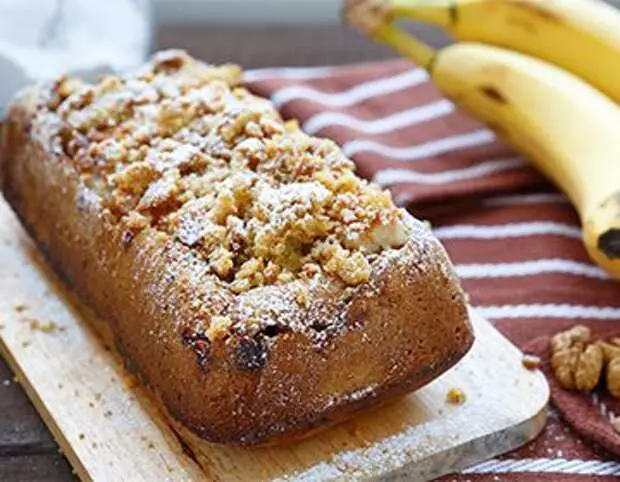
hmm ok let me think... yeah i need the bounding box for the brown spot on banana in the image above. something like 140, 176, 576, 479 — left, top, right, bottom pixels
506, 15, 539, 35
599, 229, 620, 259
480, 86, 509, 104
511, 0, 563, 24
448, 0, 459, 26
595, 192, 620, 259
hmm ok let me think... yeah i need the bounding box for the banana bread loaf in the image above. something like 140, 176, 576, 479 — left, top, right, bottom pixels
0, 50, 473, 446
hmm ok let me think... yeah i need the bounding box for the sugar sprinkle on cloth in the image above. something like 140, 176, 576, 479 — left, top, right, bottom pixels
245, 59, 620, 481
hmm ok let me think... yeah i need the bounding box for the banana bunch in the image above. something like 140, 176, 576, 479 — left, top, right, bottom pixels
342, 0, 620, 280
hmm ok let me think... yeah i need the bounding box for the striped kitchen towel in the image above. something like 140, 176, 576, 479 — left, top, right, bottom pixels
245, 59, 620, 481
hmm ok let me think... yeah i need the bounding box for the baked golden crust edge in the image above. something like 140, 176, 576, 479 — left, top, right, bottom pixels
0, 84, 473, 446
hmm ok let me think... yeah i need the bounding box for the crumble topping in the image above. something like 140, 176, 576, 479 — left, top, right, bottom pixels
37, 50, 410, 293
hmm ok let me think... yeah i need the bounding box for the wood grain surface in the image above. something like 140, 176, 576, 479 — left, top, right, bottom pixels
0, 171, 548, 481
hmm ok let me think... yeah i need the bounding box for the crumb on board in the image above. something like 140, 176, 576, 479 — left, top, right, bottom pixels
57, 383, 63, 389
28, 318, 60, 333
104, 410, 113, 418
446, 387, 466, 405
2, 379, 11, 387
522, 354, 542, 371
148, 442, 156, 449
21, 340, 31, 348
123, 374, 139, 389
13, 303, 28, 312
94, 393, 102, 401
88, 402, 95, 408
78, 433, 85, 440
92, 442, 98, 449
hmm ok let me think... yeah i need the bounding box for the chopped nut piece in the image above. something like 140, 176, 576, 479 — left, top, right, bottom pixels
263, 261, 281, 283
277, 270, 295, 284
123, 375, 139, 389
28, 319, 59, 333
294, 286, 310, 309
551, 324, 590, 349
39, 321, 58, 333
236, 258, 264, 281
230, 278, 251, 294
137, 169, 180, 212
206, 316, 233, 342
599, 341, 620, 363
211, 188, 237, 225
339, 252, 372, 285
210, 247, 234, 279
122, 212, 149, 234
110, 162, 159, 195
300, 262, 321, 281
36, 49, 413, 321
446, 387, 466, 405
607, 357, 620, 399
550, 325, 595, 390
574, 343, 603, 391
522, 354, 541, 371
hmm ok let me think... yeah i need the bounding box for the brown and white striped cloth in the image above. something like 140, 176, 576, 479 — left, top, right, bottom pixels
244, 59, 620, 481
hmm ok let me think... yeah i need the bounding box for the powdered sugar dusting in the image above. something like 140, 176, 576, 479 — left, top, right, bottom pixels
24, 49, 425, 341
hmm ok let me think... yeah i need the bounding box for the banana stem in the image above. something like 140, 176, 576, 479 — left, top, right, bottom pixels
390, 0, 455, 27
373, 23, 437, 70
343, 0, 438, 69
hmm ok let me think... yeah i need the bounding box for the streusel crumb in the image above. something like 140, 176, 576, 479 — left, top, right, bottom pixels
206, 316, 233, 342
40, 49, 410, 297
446, 387, 466, 405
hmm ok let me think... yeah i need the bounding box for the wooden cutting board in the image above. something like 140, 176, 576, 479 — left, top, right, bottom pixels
0, 198, 549, 482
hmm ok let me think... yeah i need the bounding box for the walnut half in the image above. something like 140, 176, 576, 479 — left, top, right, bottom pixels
550, 325, 603, 391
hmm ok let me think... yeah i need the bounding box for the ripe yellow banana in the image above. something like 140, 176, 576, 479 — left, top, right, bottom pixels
342, 2, 620, 279
355, 0, 620, 104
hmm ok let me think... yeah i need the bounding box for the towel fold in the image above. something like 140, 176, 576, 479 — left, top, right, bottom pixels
245, 59, 620, 481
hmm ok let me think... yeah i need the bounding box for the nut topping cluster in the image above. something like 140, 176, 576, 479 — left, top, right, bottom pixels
41, 50, 410, 292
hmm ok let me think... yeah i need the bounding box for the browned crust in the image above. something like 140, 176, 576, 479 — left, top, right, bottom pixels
0, 87, 473, 446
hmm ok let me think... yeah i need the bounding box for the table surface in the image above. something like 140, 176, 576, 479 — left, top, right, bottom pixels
0, 23, 447, 481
